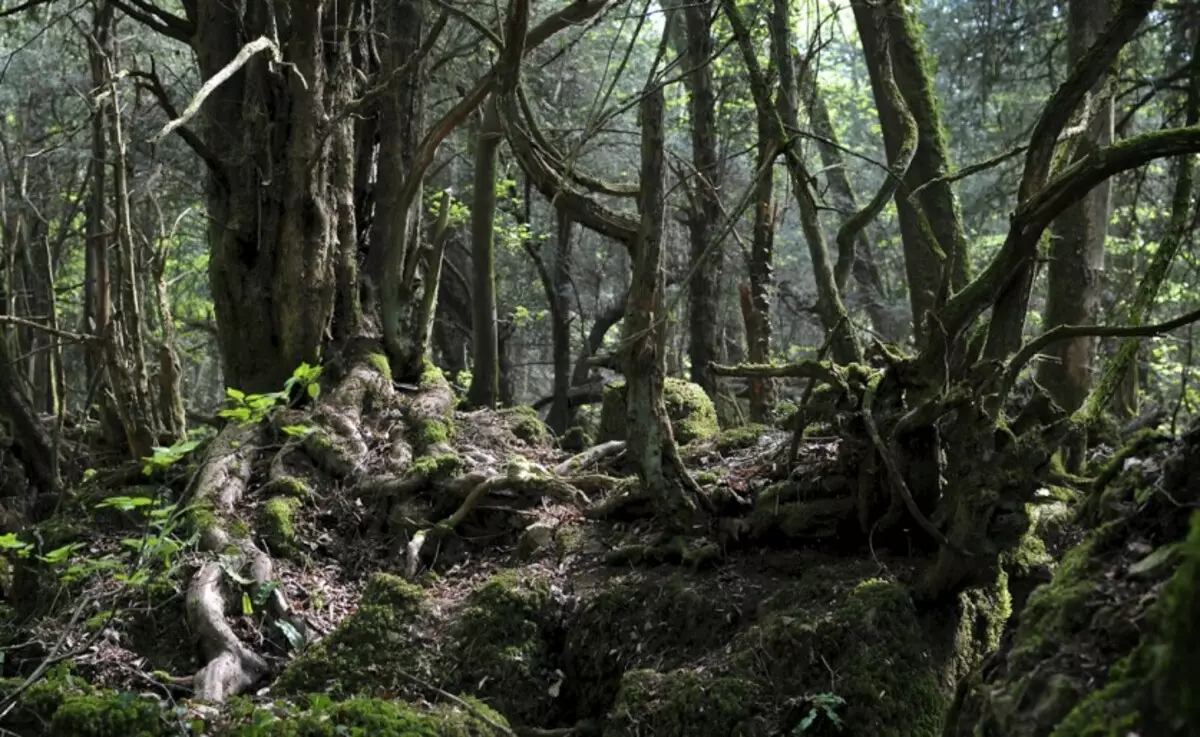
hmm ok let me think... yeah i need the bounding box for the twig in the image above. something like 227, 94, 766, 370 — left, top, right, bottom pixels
0, 315, 97, 343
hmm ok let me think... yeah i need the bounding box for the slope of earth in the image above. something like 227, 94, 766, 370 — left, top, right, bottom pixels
945, 420, 1200, 737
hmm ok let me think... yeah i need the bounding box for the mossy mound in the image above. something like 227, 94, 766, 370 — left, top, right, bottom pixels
274, 573, 432, 697
598, 378, 718, 445
946, 421, 1200, 737
592, 560, 990, 737
500, 406, 553, 447
447, 569, 558, 724
562, 572, 745, 719
713, 423, 770, 453
225, 695, 509, 736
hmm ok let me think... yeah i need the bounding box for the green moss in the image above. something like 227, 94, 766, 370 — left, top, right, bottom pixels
605, 668, 758, 737
694, 471, 719, 485
411, 453, 462, 479
263, 475, 312, 500
501, 406, 552, 446
598, 378, 719, 445
417, 418, 452, 448
367, 352, 393, 382
275, 573, 430, 697
229, 696, 509, 736
260, 497, 302, 557
48, 692, 173, 737
566, 573, 741, 718
420, 359, 446, 389
714, 424, 768, 453
725, 569, 946, 736
450, 570, 555, 724
561, 425, 592, 452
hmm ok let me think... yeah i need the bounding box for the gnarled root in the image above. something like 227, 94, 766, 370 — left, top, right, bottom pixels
188, 560, 269, 702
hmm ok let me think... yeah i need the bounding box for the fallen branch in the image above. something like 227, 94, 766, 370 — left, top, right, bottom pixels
0, 315, 96, 343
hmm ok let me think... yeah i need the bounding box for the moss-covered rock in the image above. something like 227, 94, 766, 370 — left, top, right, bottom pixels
501, 406, 552, 446
259, 496, 302, 557
229, 696, 509, 737
563, 573, 743, 719
598, 379, 718, 445
724, 575, 946, 736
448, 570, 557, 724
275, 573, 431, 697
560, 425, 593, 452
604, 668, 760, 737
714, 424, 769, 453
47, 692, 175, 737
262, 475, 313, 500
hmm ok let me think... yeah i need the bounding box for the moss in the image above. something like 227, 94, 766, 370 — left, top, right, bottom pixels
411, 452, 462, 479
275, 573, 431, 697
47, 692, 174, 737
450, 570, 555, 724
694, 471, 719, 485
260, 497, 302, 557
598, 378, 719, 445
1050, 511, 1200, 737
561, 425, 592, 452
565, 573, 742, 719
714, 424, 769, 453
501, 406, 552, 446
417, 418, 452, 448
725, 570, 946, 736
420, 359, 446, 389
367, 352, 393, 382
604, 668, 758, 737
263, 475, 312, 500
228, 696, 509, 736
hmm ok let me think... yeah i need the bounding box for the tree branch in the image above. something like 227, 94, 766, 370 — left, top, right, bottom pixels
151, 37, 284, 145
131, 65, 228, 186
1000, 304, 1200, 402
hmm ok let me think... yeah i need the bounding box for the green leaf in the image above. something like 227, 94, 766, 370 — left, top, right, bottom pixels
275, 619, 306, 651
96, 495, 155, 512
306, 382, 321, 400
226, 387, 246, 402
242, 592, 253, 616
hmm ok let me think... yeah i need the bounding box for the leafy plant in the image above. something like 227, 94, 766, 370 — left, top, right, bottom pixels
792, 692, 845, 733
219, 362, 324, 427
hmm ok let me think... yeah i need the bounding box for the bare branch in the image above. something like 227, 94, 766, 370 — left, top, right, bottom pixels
131, 66, 228, 185
151, 37, 285, 145
109, 0, 193, 43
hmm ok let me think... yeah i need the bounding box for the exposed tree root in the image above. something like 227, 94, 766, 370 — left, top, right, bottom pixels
553, 440, 625, 475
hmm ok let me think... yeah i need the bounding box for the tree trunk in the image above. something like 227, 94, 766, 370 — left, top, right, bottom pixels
199, 1, 359, 393
467, 99, 502, 409
679, 0, 722, 400
798, 66, 907, 344
1035, 0, 1114, 420
624, 85, 698, 520
547, 210, 574, 433
852, 0, 970, 347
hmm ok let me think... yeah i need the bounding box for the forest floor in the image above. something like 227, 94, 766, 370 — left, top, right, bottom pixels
2, 362, 1198, 736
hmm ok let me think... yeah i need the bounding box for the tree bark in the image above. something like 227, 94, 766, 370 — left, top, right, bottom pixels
466, 99, 502, 409
852, 0, 969, 347
677, 0, 722, 400
1035, 0, 1114, 414
547, 209, 574, 433
623, 85, 698, 520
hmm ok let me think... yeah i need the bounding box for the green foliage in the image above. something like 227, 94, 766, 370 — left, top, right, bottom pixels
220, 363, 323, 426
140, 438, 201, 476
229, 695, 509, 736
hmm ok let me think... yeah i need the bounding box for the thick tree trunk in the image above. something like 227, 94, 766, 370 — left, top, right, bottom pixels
467, 99, 502, 409
853, 0, 969, 347
1036, 0, 1114, 415
198, 1, 359, 393
679, 0, 723, 400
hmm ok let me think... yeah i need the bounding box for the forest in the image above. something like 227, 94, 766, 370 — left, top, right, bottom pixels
0, 0, 1198, 734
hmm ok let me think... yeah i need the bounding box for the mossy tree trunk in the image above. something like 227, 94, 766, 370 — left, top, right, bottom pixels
546, 209, 575, 434
852, 0, 970, 347
746, 45, 778, 424
623, 86, 700, 520
466, 98, 503, 409
1036, 0, 1114, 427
798, 65, 906, 344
